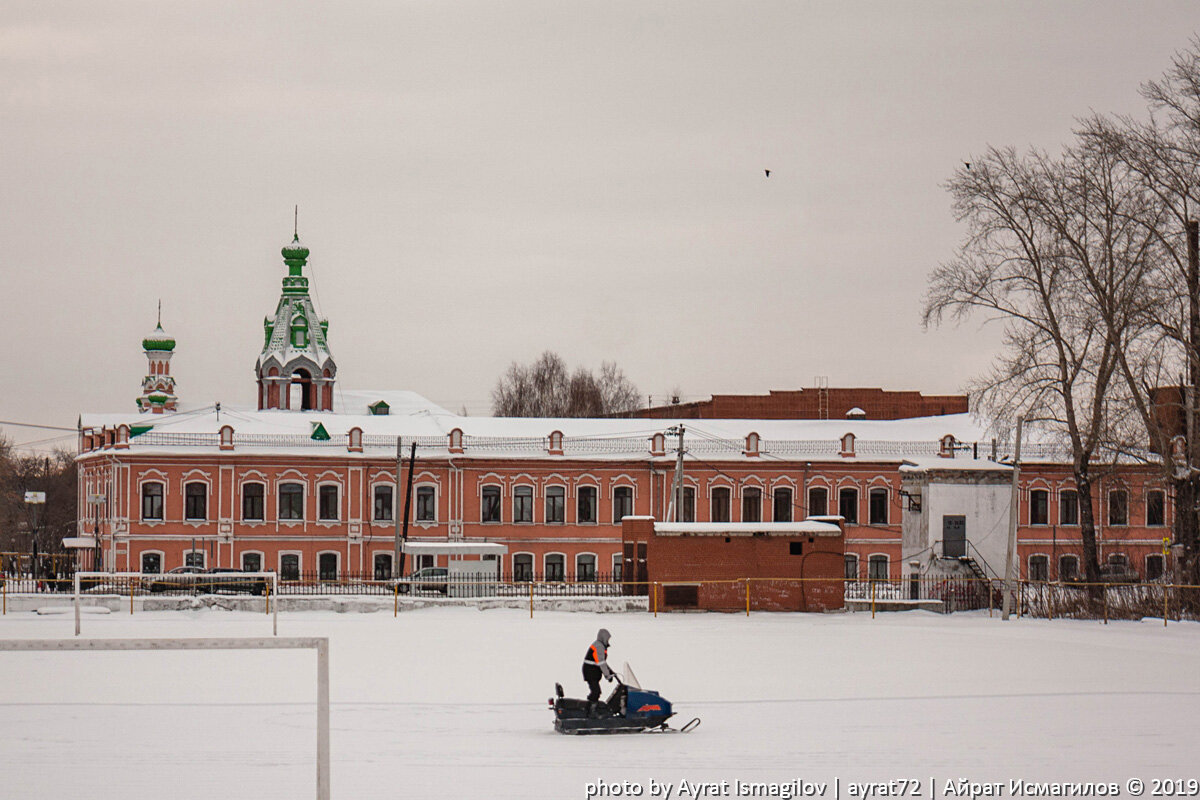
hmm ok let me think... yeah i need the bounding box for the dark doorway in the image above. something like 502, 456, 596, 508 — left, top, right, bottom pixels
943, 515, 967, 558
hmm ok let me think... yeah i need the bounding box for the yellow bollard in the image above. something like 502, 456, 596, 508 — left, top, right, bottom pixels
871, 580, 876, 619
394, 583, 399, 618
265, 581, 271, 616
745, 580, 750, 616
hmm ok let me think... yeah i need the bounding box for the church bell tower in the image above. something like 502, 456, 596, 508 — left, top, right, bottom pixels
255, 232, 336, 411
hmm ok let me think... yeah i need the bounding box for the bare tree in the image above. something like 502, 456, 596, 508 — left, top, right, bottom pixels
925, 145, 1144, 583
491, 351, 641, 417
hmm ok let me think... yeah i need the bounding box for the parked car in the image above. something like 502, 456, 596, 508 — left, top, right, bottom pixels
207, 568, 270, 596
395, 567, 449, 595
147, 566, 207, 593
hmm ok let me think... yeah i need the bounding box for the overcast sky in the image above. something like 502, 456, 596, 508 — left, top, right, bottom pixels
2, 1, 1197, 450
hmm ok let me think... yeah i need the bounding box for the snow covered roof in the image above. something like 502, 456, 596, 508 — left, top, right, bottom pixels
77, 398, 1082, 465
400, 542, 508, 555
900, 458, 1013, 473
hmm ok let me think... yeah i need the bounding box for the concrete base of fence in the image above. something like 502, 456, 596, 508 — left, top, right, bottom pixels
846, 598, 946, 613
2, 593, 649, 614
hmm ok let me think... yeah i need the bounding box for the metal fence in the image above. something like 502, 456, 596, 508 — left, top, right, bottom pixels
4, 571, 1198, 622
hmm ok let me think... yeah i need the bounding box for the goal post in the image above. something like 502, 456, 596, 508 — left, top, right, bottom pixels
73, 571, 279, 636
0, 637, 330, 800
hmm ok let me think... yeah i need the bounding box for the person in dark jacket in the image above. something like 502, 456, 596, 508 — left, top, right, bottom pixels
582, 628, 614, 715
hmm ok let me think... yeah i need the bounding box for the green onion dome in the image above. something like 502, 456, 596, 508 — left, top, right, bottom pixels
142, 324, 176, 352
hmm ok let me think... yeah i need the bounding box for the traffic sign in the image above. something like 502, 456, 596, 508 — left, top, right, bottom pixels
24, 491, 46, 504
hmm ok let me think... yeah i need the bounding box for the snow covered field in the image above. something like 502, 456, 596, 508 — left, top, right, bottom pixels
1, 606, 1198, 800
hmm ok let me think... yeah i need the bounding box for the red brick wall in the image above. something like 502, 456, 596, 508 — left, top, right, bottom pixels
623, 518, 845, 612
620, 388, 967, 421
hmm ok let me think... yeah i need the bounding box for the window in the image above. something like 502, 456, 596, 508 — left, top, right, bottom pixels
242, 483, 265, 521
678, 487, 696, 522
577, 486, 598, 523
868, 554, 888, 581
545, 486, 565, 524
773, 488, 793, 522
373, 485, 393, 522
1059, 554, 1078, 581
242, 552, 262, 573
1146, 554, 1164, 581
279, 483, 304, 521
612, 553, 623, 582
1059, 490, 1079, 525
513, 554, 533, 582
1029, 555, 1049, 582
141, 552, 162, 574
141, 482, 164, 521
839, 488, 858, 524
577, 554, 597, 582
613, 487, 633, 522
416, 486, 435, 522
280, 554, 300, 581
318, 552, 338, 581
742, 488, 762, 522
711, 487, 731, 522
1147, 490, 1165, 527
1108, 553, 1128, 567
1108, 489, 1128, 526
545, 554, 565, 581
808, 487, 828, 517
318, 485, 339, 521
185, 551, 205, 568
1030, 489, 1048, 525
513, 486, 533, 523
374, 553, 393, 580
184, 482, 207, 521
868, 488, 888, 525
844, 554, 859, 581
481, 485, 501, 523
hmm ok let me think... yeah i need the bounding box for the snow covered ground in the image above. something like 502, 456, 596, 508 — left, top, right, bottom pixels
1, 606, 1198, 799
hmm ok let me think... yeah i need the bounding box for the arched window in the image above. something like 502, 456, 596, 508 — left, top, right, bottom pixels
741, 487, 762, 522
545, 486, 566, 523
545, 553, 565, 581
710, 487, 731, 522
773, 487, 793, 522
1028, 555, 1049, 581
838, 487, 859, 524
184, 482, 207, 521
867, 554, 889, 581
513, 553, 534, 582
576, 553, 597, 582
1058, 554, 1079, 581
844, 553, 859, 581
481, 485, 502, 523
290, 316, 309, 348
1030, 489, 1049, 525
808, 486, 828, 517
868, 487, 888, 525
279, 483, 304, 521
612, 486, 633, 522
141, 482, 165, 521
140, 552, 162, 574
290, 368, 313, 411
242, 482, 265, 522
242, 552, 263, 573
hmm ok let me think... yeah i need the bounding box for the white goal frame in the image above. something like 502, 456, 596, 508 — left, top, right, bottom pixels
73, 571, 279, 636
0, 637, 330, 800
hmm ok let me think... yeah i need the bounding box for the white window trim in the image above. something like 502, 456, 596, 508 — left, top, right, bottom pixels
139, 478, 167, 524
278, 550, 303, 578
544, 484, 567, 525
543, 551, 567, 580
316, 550, 340, 579
866, 552, 889, 581
240, 550, 266, 572
480, 483, 504, 524
512, 551, 535, 578
315, 481, 342, 524
139, 550, 165, 573
371, 482, 396, 524
611, 485, 635, 525
239, 480, 268, 524
414, 482, 438, 525
276, 480, 306, 525
512, 484, 535, 524
183, 479, 211, 523
1027, 553, 1050, 581
183, 549, 207, 569
867, 486, 889, 526
575, 551, 598, 580
575, 484, 600, 525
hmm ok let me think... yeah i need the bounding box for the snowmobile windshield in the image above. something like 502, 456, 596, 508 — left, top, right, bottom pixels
621, 663, 642, 690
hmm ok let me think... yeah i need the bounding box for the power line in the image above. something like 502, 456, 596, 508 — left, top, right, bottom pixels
0, 420, 76, 432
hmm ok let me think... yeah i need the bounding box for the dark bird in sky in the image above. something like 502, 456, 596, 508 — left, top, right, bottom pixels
764, 169, 770, 177
964, 162, 971, 170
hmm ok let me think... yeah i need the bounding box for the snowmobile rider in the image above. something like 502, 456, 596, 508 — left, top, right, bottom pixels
582, 628, 614, 714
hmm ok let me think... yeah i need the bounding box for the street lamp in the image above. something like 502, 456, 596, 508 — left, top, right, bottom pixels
24, 491, 46, 581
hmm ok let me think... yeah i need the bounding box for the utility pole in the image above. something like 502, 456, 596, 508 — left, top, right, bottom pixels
669, 426, 685, 522
1002, 417, 1025, 620
397, 442, 417, 578
1184, 219, 1200, 580
392, 438, 402, 578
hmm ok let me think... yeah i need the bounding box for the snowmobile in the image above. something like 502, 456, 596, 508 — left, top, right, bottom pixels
549, 663, 700, 735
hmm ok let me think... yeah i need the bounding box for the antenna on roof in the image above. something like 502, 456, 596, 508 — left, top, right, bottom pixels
294, 205, 299, 238
157, 299, 162, 328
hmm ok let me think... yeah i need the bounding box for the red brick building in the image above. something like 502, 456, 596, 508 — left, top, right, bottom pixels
71, 235, 1176, 590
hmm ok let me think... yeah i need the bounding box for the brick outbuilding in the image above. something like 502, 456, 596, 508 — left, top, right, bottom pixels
621, 516, 845, 612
